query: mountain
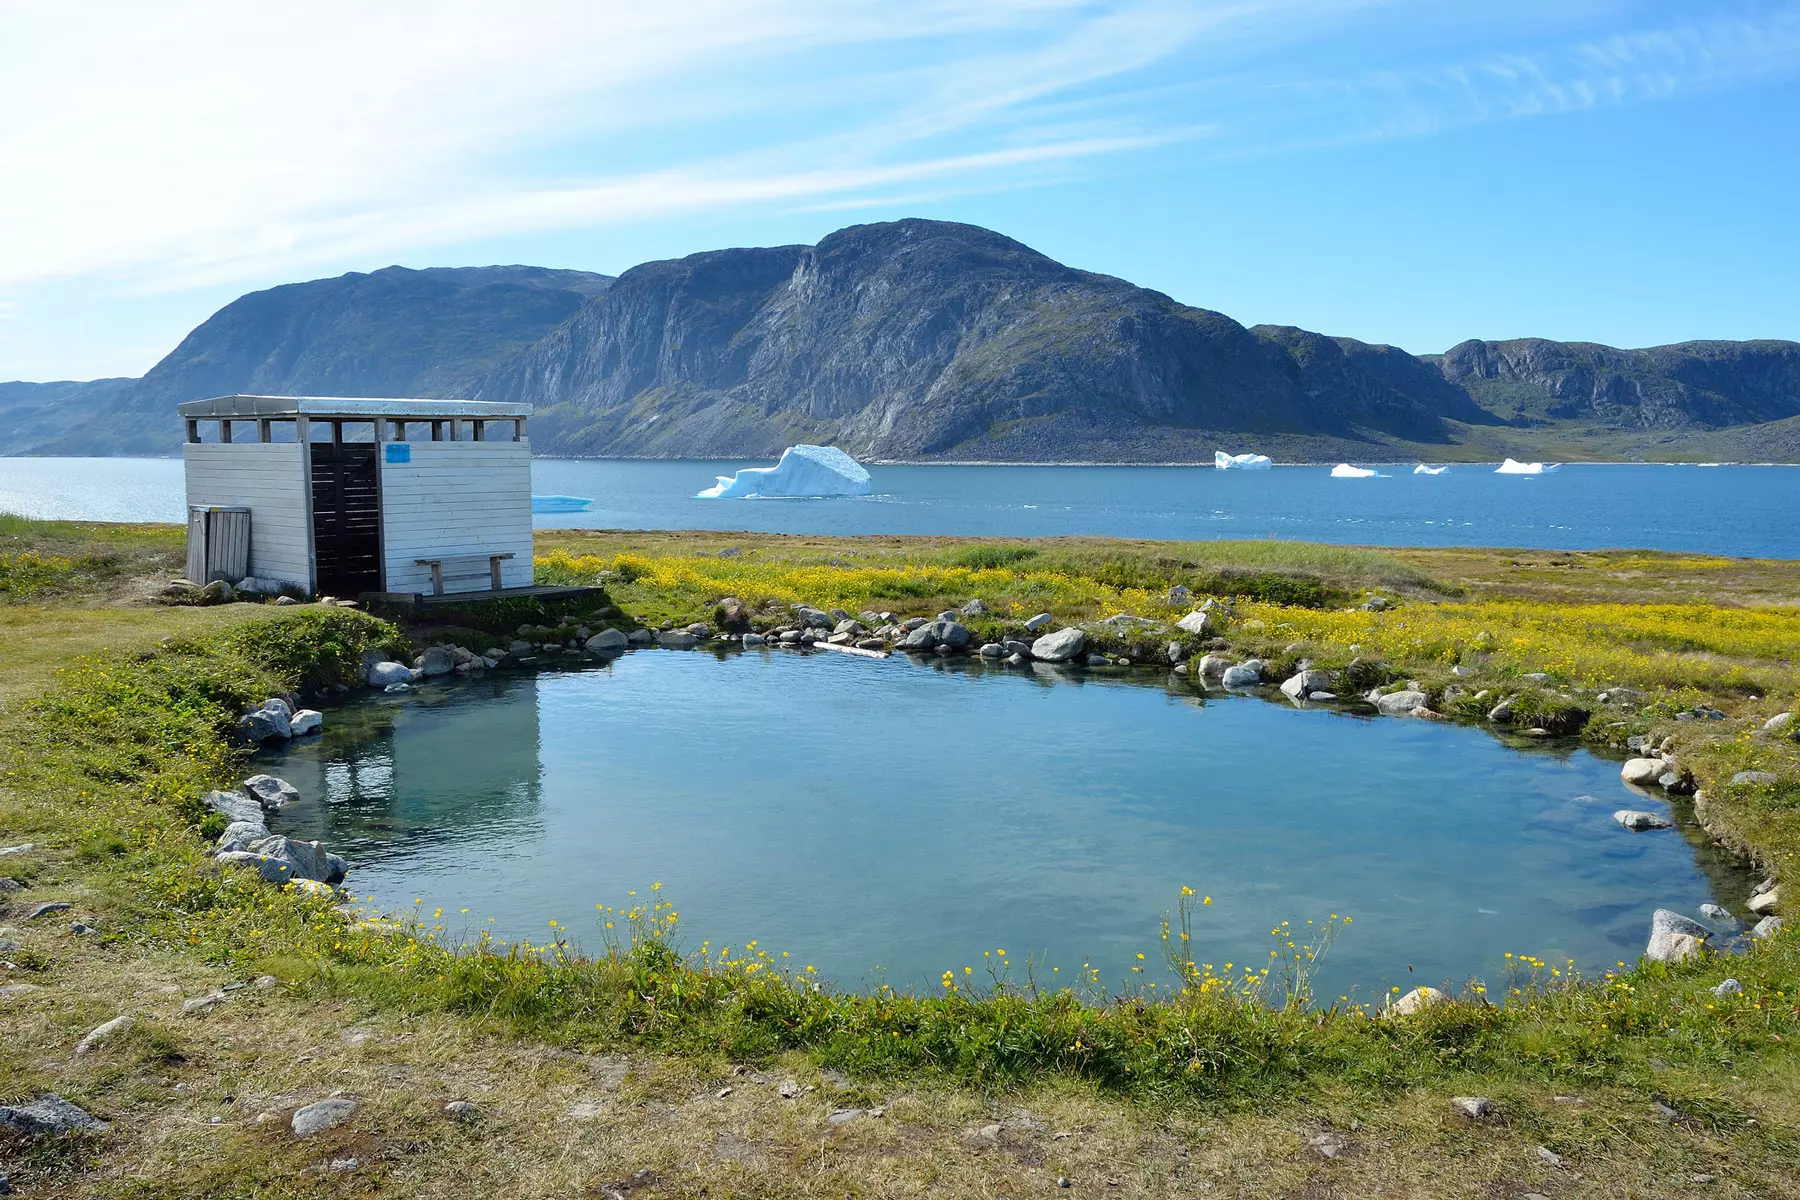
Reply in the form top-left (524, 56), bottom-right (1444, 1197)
top-left (4, 220), bottom-right (1796, 460)
top-left (10, 265), bottom-right (613, 454)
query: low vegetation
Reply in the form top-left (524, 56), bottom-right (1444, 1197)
top-left (3, 519), bottom-right (1800, 1195)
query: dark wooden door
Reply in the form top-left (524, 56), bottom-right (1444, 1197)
top-left (309, 443), bottom-right (382, 595)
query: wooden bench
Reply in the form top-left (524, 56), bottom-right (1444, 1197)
top-left (414, 552), bottom-right (514, 596)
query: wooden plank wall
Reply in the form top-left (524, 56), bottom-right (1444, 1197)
top-left (379, 440), bottom-right (533, 593)
top-left (183, 443), bottom-right (313, 589)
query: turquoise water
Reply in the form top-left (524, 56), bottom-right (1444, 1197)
top-left (264, 651), bottom-right (1744, 997)
top-left (5, 456), bottom-right (1799, 556)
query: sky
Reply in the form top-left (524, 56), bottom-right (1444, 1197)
top-left (3, 0), bottom-right (1798, 381)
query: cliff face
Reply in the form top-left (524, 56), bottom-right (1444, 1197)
top-left (6, 219), bottom-right (1798, 460)
top-left (1428, 338), bottom-right (1800, 429)
top-left (480, 220), bottom-right (1488, 458)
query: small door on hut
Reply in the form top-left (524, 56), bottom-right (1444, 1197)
top-left (309, 443), bottom-right (382, 595)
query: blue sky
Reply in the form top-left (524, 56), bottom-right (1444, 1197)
top-left (3, 0), bottom-right (1798, 380)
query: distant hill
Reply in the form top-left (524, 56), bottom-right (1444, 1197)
top-left (4, 222), bottom-right (1797, 460)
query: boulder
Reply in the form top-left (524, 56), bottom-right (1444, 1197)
top-left (415, 648), bottom-right (455, 677)
top-left (1175, 610), bottom-right (1210, 636)
top-left (366, 660), bottom-right (412, 688)
top-left (1699, 903), bottom-right (1736, 928)
top-left (715, 597), bottom-right (749, 629)
top-left (1613, 810), bottom-right (1672, 831)
top-left (1024, 613), bottom-right (1053, 633)
top-left (219, 835), bottom-right (346, 885)
top-left (1375, 690), bottom-right (1427, 715)
top-left (656, 631), bottom-right (700, 650)
top-left (289, 709), bottom-right (323, 736)
top-left (1487, 698), bottom-right (1514, 723)
top-left (0, 1094), bottom-right (107, 1135)
top-left (1646, 909), bottom-right (1710, 963)
top-left (900, 624), bottom-right (938, 651)
top-left (1085, 654), bottom-right (1110, 667)
top-left (585, 628), bottom-right (629, 655)
top-left (1748, 887), bottom-right (1780, 915)
top-left (1030, 628), bottom-right (1087, 663)
top-left (1167, 642), bottom-right (1187, 665)
top-left (978, 643), bottom-right (1004, 658)
top-left (1390, 986), bottom-right (1447, 1016)
top-left (199, 579), bottom-right (236, 605)
top-left (1194, 654), bottom-right (1233, 679)
top-left (217, 821), bottom-right (270, 854)
top-left (1751, 915), bottom-right (1783, 939)
top-left (961, 599), bottom-right (988, 617)
top-left (741, 633), bottom-right (766, 647)
top-left (202, 789), bottom-right (264, 825)
top-left (292, 1098), bottom-right (359, 1138)
top-left (627, 629), bottom-right (654, 646)
top-left (1220, 660), bottom-right (1265, 688)
top-left (934, 620), bottom-right (972, 649)
top-left (243, 775), bottom-right (301, 811)
top-left (238, 705), bottom-right (291, 743)
top-left (1764, 712), bottom-right (1796, 735)
top-left (1621, 759), bottom-right (1665, 786)
top-left (1005, 653), bottom-right (1028, 667)
top-left (1280, 668), bottom-right (1336, 701)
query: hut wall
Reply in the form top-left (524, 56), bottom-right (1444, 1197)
top-left (378, 440), bottom-right (533, 593)
top-left (182, 442), bottom-right (314, 588)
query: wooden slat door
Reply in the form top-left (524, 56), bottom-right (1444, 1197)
top-left (309, 443), bottom-right (382, 595)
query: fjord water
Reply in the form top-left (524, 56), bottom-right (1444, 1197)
top-left (265, 651), bottom-right (1738, 997)
top-left (5, 456), bottom-right (1797, 555)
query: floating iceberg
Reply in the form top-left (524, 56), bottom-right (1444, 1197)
top-left (1215, 451), bottom-right (1272, 470)
top-left (1413, 464), bottom-right (1449, 475)
top-left (531, 495), bottom-right (593, 513)
top-left (1495, 458), bottom-right (1558, 475)
top-left (1330, 463), bottom-right (1379, 478)
top-left (698, 444), bottom-right (872, 499)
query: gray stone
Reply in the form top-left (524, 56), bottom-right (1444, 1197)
top-left (366, 660), bottom-right (412, 688)
top-left (199, 579), bottom-right (235, 605)
top-left (444, 1100), bottom-right (478, 1121)
top-left (1537, 1146), bottom-right (1565, 1169)
top-left (1730, 770), bottom-right (1780, 789)
top-left (182, 991), bottom-right (230, 1015)
top-left (1375, 689), bottom-right (1427, 715)
top-left (202, 789), bottom-right (263, 824)
top-left (1030, 627), bottom-right (1087, 663)
top-left (1646, 909), bottom-right (1710, 962)
top-left (1764, 711), bottom-right (1796, 735)
top-left (1280, 668), bottom-right (1336, 701)
top-left (1451, 1096), bottom-right (1493, 1119)
top-left (1024, 612), bottom-right (1053, 633)
top-left (243, 775), bottom-right (301, 811)
top-left (977, 643), bottom-right (1004, 658)
top-left (1085, 654), bottom-right (1109, 667)
top-left (218, 834), bottom-right (345, 885)
top-left (1221, 660), bottom-right (1266, 689)
top-left (1487, 698), bottom-right (1514, 723)
top-left (1621, 758), bottom-right (1665, 786)
top-left (656, 631), bottom-right (700, 650)
top-left (1166, 584), bottom-right (1191, 606)
top-left (1699, 903), bottom-right (1736, 928)
top-left (0, 984), bottom-right (41, 999)
top-left (826, 1108), bottom-right (865, 1126)
top-left (26, 902), bottom-right (71, 920)
top-left (75, 1014), bottom-right (135, 1056)
top-left (1194, 654), bottom-right (1233, 679)
top-left (960, 599), bottom-right (988, 617)
top-left (1712, 978), bottom-right (1742, 997)
top-left (292, 1097), bottom-right (359, 1137)
top-left (1174, 610), bottom-right (1210, 636)
top-left (934, 620), bottom-right (972, 649)
top-left (0, 843), bottom-right (36, 857)
top-left (1613, 810), bottom-right (1672, 831)
top-left (238, 706), bottom-right (291, 743)
top-left (1751, 915), bottom-right (1783, 939)
top-left (1748, 886), bottom-right (1780, 915)
top-left (741, 632), bottom-right (765, 647)
top-left (900, 624), bottom-right (938, 650)
top-left (216, 820), bottom-right (269, 854)
top-left (0, 1095), bottom-right (106, 1135)
top-left (585, 628), bottom-right (628, 655)
top-left (418, 648), bottom-right (456, 677)
top-left (1167, 641), bottom-right (1188, 665)
top-left (289, 709), bottom-right (323, 735)
top-left (1005, 653), bottom-right (1028, 667)
top-left (1390, 986), bottom-right (1447, 1015)
top-left (627, 629), bottom-right (653, 646)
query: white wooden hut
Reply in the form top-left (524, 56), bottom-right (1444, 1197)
top-left (180, 395), bottom-right (535, 598)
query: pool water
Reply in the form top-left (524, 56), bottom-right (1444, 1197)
top-left (264, 650), bottom-right (1747, 997)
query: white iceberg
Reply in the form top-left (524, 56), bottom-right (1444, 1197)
top-left (698, 444), bottom-right (872, 499)
top-left (1330, 463), bottom-right (1379, 478)
top-left (1413, 464), bottom-right (1448, 475)
top-left (1214, 451), bottom-right (1272, 470)
top-left (1495, 458), bottom-right (1559, 475)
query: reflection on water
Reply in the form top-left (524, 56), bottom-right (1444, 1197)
top-left (265, 652), bottom-right (1749, 996)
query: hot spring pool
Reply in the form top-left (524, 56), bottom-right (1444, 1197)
top-left (262, 650), bottom-right (1749, 997)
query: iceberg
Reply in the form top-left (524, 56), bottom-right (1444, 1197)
top-left (1330, 463), bottom-right (1379, 478)
top-left (1215, 451), bottom-right (1272, 470)
top-left (531, 495), bottom-right (593, 513)
top-left (698, 444), bottom-right (872, 499)
top-left (1495, 458), bottom-right (1558, 475)
top-left (1413, 464), bottom-right (1448, 475)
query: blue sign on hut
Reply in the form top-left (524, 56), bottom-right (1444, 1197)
top-left (179, 395), bottom-right (535, 599)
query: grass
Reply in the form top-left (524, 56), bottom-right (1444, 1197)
top-left (3, 518), bottom-right (1800, 1195)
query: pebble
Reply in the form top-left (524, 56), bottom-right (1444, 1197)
top-left (182, 991), bottom-right (230, 1016)
top-left (1452, 1096), bottom-right (1494, 1119)
top-left (1537, 1146), bottom-right (1565, 1168)
top-left (443, 1100), bottom-right (478, 1121)
top-left (291, 1097), bottom-right (359, 1138)
top-left (826, 1108), bottom-right (865, 1126)
top-left (1712, 978), bottom-right (1742, 997)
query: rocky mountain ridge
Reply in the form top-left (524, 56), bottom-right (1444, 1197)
top-left (4, 220), bottom-right (1795, 460)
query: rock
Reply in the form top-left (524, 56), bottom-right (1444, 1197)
top-left (900, 624), bottom-right (938, 650)
top-left (656, 631), bottom-right (699, 650)
top-left (218, 835), bottom-right (345, 885)
top-left (934, 620), bottom-right (972, 649)
top-left (1646, 909), bottom-right (1710, 962)
top-left (1174, 610), bottom-right (1210, 636)
top-left (413, 647), bottom-right (455, 677)
top-left (1220, 661), bottom-right (1266, 688)
top-left (978, 643), bottom-right (1004, 658)
top-left (1537, 1146), bottom-right (1565, 1169)
top-left (960, 599), bottom-right (988, 617)
top-left (1361, 595), bottom-right (1389, 612)
top-left (0, 844), bottom-right (36, 857)
top-left (627, 629), bottom-right (654, 646)
top-left (1451, 1097), bottom-right (1494, 1119)
top-left (1005, 653), bottom-right (1028, 667)
top-left (1280, 668), bottom-right (1336, 700)
top-left (243, 775), bottom-right (301, 811)
top-left (199, 579), bottom-right (236, 605)
top-left (202, 789), bottom-right (263, 824)
top-left (1166, 584), bottom-right (1191, 606)
top-left (1699, 903), bottom-right (1736, 928)
top-left (366, 660), bottom-right (413, 688)
top-left (1621, 758), bottom-right (1665, 786)
top-left (26, 902), bottom-right (71, 920)
top-left (1751, 915), bottom-right (1783, 938)
top-left (1764, 711), bottom-right (1796, 735)
top-left (1024, 612), bottom-right (1053, 633)
top-left (1613, 810), bottom-right (1672, 831)
top-left (1085, 654), bottom-right (1109, 667)
top-left (238, 705), bottom-right (291, 743)
top-left (1731, 770), bottom-right (1780, 789)
top-left (1748, 887), bottom-right (1780, 915)
top-left (1712, 978), bottom-right (1742, 997)
top-left (383, 682), bottom-right (412, 694)
top-left (741, 632), bottom-right (766, 647)
top-left (1375, 689), bottom-right (1427, 715)
top-left (0, 1095), bottom-right (106, 1135)
top-left (1390, 986), bottom-right (1447, 1015)
top-left (443, 1100), bottom-right (478, 1121)
top-left (1030, 627), bottom-right (1087, 663)
top-left (182, 991), bottom-right (230, 1015)
top-left (778, 1079), bottom-right (801, 1099)
top-left (291, 1097), bottom-right (359, 1137)
top-left (1487, 698), bottom-right (1514, 723)
top-left (288, 709), bottom-right (323, 736)
top-left (75, 1014), bottom-right (135, 1056)
top-left (827, 1108), bottom-right (865, 1126)
top-left (586, 628), bottom-right (629, 655)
